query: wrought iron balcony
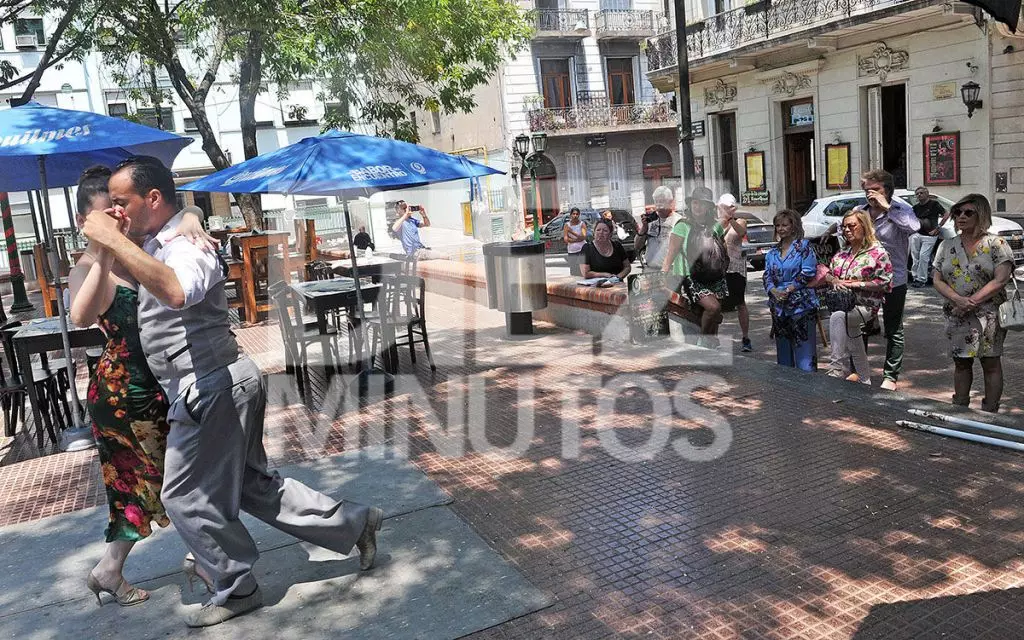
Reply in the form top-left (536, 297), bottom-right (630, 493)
top-left (533, 9), bottom-right (590, 36)
top-left (595, 9), bottom-right (659, 38)
top-left (645, 0), bottom-right (912, 71)
top-left (528, 99), bottom-right (674, 134)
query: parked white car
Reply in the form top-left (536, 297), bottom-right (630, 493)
top-left (801, 189), bottom-right (1024, 265)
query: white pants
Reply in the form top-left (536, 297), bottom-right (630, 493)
top-left (909, 234), bottom-right (938, 283)
top-left (828, 308), bottom-right (873, 384)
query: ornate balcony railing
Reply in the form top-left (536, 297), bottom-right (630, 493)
top-left (528, 100), bottom-right (673, 133)
top-left (595, 9), bottom-right (657, 33)
top-left (644, 0), bottom-right (910, 71)
top-left (534, 9), bottom-right (590, 33)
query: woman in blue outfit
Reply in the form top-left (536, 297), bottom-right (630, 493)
top-left (762, 209), bottom-right (819, 371)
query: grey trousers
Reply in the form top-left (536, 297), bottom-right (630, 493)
top-left (161, 357), bottom-right (370, 605)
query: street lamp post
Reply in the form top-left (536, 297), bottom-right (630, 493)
top-left (673, 0), bottom-right (696, 196)
top-left (514, 132), bottom-right (548, 241)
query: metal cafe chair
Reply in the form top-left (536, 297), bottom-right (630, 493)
top-left (366, 275), bottom-right (436, 374)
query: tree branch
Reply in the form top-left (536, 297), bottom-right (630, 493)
top-left (194, 27), bottom-right (227, 102)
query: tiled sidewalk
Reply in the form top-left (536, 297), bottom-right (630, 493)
top-left (1, 290), bottom-right (1022, 639)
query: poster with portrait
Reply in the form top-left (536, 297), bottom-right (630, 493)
top-left (744, 151), bottom-right (766, 192)
top-left (693, 156), bottom-right (705, 179)
top-left (923, 132), bottom-right (960, 186)
top-left (824, 143), bottom-right (851, 190)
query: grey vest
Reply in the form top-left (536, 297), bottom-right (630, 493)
top-left (138, 280), bottom-right (240, 402)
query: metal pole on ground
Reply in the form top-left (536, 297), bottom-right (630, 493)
top-left (0, 192), bottom-right (35, 312)
top-left (673, 0), bottom-right (696, 196)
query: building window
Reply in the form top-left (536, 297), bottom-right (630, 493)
top-left (137, 107), bottom-right (175, 130)
top-left (107, 102), bottom-right (129, 118)
top-left (287, 80), bottom-right (314, 92)
top-left (539, 59), bottom-right (572, 109)
top-left (605, 57), bottom-right (635, 106)
top-left (430, 109), bottom-right (441, 134)
top-left (14, 18), bottom-right (45, 47)
top-left (183, 117), bottom-right (199, 132)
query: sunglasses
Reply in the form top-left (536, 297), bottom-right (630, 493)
top-left (954, 208), bottom-right (978, 218)
top-left (841, 223), bottom-right (861, 231)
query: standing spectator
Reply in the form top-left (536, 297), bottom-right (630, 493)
top-left (391, 200), bottom-right (447, 260)
top-left (932, 194), bottom-right (1014, 413)
top-left (353, 225), bottom-right (375, 252)
top-left (909, 186), bottom-right (948, 287)
top-left (635, 185), bottom-right (680, 270)
top-left (662, 186), bottom-right (729, 347)
top-left (563, 207), bottom-right (587, 276)
top-left (581, 218), bottom-right (631, 281)
top-left (763, 209), bottom-right (819, 371)
top-left (715, 193), bottom-right (752, 352)
top-left (824, 210), bottom-right (894, 385)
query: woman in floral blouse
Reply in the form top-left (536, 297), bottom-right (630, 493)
top-left (763, 209), bottom-right (819, 371)
top-left (824, 209), bottom-right (894, 385)
top-left (932, 194), bottom-right (1014, 412)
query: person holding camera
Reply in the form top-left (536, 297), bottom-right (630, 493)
top-left (714, 193), bottom-right (752, 352)
top-left (635, 185), bottom-right (680, 269)
top-left (392, 200), bottom-right (447, 260)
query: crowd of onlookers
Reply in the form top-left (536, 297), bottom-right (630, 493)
top-left (568, 169), bottom-right (1016, 414)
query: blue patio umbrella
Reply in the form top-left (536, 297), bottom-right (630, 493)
top-left (181, 130), bottom-right (503, 389)
top-left (0, 100), bottom-right (192, 450)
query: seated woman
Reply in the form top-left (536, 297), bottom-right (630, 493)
top-left (824, 209), bottom-right (893, 385)
top-left (581, 218), bottom-right (631, 282)
top-left (762, 209), bottom-right (819, 371)
top-left (932, 194), bottom-right (1014, 412)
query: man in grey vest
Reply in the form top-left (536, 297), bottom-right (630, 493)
top-left (82, 156), bottom-right (383, 627)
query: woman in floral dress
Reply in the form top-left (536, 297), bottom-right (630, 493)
top-left (823, 209), bottom-right (894, 385)
top-left (932, 194), bottom-right (1014, 412)
top-left (70, 166), bottom-right (213, 606)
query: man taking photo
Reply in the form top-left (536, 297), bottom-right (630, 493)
top-left (635, 185), bottom-right (680, 270)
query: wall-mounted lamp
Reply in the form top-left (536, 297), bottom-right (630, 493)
top-left (932, 120), bottom-right (943, 133)
top-left (961, 81), bottom-right (983, 118)
top-left (831, 132), bottom-right (842, 146)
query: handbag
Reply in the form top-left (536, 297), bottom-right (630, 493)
top-left (998, 275), bottom-right (1024, 331)
top-left (820, 286), bottom-right (856, 313)
top-left (688, 229), bottom-right (729, 284)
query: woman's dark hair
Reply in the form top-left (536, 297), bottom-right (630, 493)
top-left (569, 207), bottom-right (581, 215)
top-left (76, 165), bottom-right (112, 215)
top-left (594, 218), bottom-right (615, 236)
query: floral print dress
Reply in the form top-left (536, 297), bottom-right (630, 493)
top-left (88, 285), bottom-right (171, 542)
top-left (932, 233), bottom-right (1014, 358)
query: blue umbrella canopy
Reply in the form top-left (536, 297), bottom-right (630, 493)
top-left (0, 101), bottom-right (192, 191)
top-left (179, 130), bottom-right (502, 196)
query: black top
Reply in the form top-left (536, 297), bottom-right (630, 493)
top-left (913, 199), bottom-right (945, 235)
top-left (583, 241), bottom-right (627, 275)
top-left (353, 231), bottom-right (375, 251)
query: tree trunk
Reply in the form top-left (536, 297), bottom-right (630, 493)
top-left (235, 31), bottom-right (266, 231)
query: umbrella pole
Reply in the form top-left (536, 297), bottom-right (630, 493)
top-left (341, 196), bottom-right (393, 395)
top-left (37, 157), bottom-right (94, 452)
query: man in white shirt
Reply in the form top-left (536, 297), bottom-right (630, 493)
top-left (82, 156), bottom-right (383, 628)
top-left (635, 185), bottom-right (680, 269)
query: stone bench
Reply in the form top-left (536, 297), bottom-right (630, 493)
top-left (413, 259), bottom-right (701, 341)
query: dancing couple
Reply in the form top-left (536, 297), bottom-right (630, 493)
top-left (71, 157), bottom-right (383, 627)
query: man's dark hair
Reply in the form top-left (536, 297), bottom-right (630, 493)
top-left (114, 155), bottom-right (176, 205)
top-left (860, 169), bottom-right (894, 200)
top-left (76, 165), bottom-right (112, 215)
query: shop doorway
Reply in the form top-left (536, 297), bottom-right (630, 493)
top-left (711, 112), bottom-right (739, 198)
top-left (642, 144), bottom-right (674, 201)
top-left (520, 155), bottom-right (559, 227)
top-left (782, 98), bottom-right (816, 212)
top-left (866, 84), bottom-right (907, 188)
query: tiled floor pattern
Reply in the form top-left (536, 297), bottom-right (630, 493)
top-left (0, 288), bottom-right (1022, 638)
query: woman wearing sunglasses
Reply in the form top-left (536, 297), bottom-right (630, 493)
top-left (932, 194), bottom-right (1014, 413)
top-left (823, 209), bottom-right (893, 385)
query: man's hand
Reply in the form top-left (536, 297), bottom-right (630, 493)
top-left (866, 189), bottom-right (891, 212)
top-left (929, 228), bottom-right (940, 237)
top-left (82, 209), bottom-right (129, 249)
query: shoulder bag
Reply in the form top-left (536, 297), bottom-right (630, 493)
top-left (998, 274), bottom-right (1024, 331)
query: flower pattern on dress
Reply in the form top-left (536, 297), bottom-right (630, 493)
top-left (829, 242), bottom-right (893, 312)
top-left (88, 286), bottom-right (171, 543)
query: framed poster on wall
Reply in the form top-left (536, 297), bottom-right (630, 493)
top-left (693, 156), bottom-right (705, 179)
top-left (923, 132), bottom-right (960, 186)
top-left (744, 151), bottom-right (766, 191)
top-left (824, 143), bottom-right (851, 190)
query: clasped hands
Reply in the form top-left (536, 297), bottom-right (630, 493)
top-left (81, 208), bottom-right (130, 250)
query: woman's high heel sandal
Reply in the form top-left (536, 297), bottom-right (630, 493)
top-left (182, 553), bottom-right (214, 594)
top-left (86, 573), bottom-right (149, 607)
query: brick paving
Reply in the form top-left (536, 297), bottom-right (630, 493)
top-left (1, 286), bottom-right (1023, 638)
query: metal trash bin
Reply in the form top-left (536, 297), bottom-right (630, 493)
top-left (482, 240), bottom-right (547, 335)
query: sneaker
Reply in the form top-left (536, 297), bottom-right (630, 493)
top-left (741, 338), bottom-right (753, 352)
top-left (185, 588), bottom-right (263, 628)
top-left (880, 378), bottom-right (897, 391)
